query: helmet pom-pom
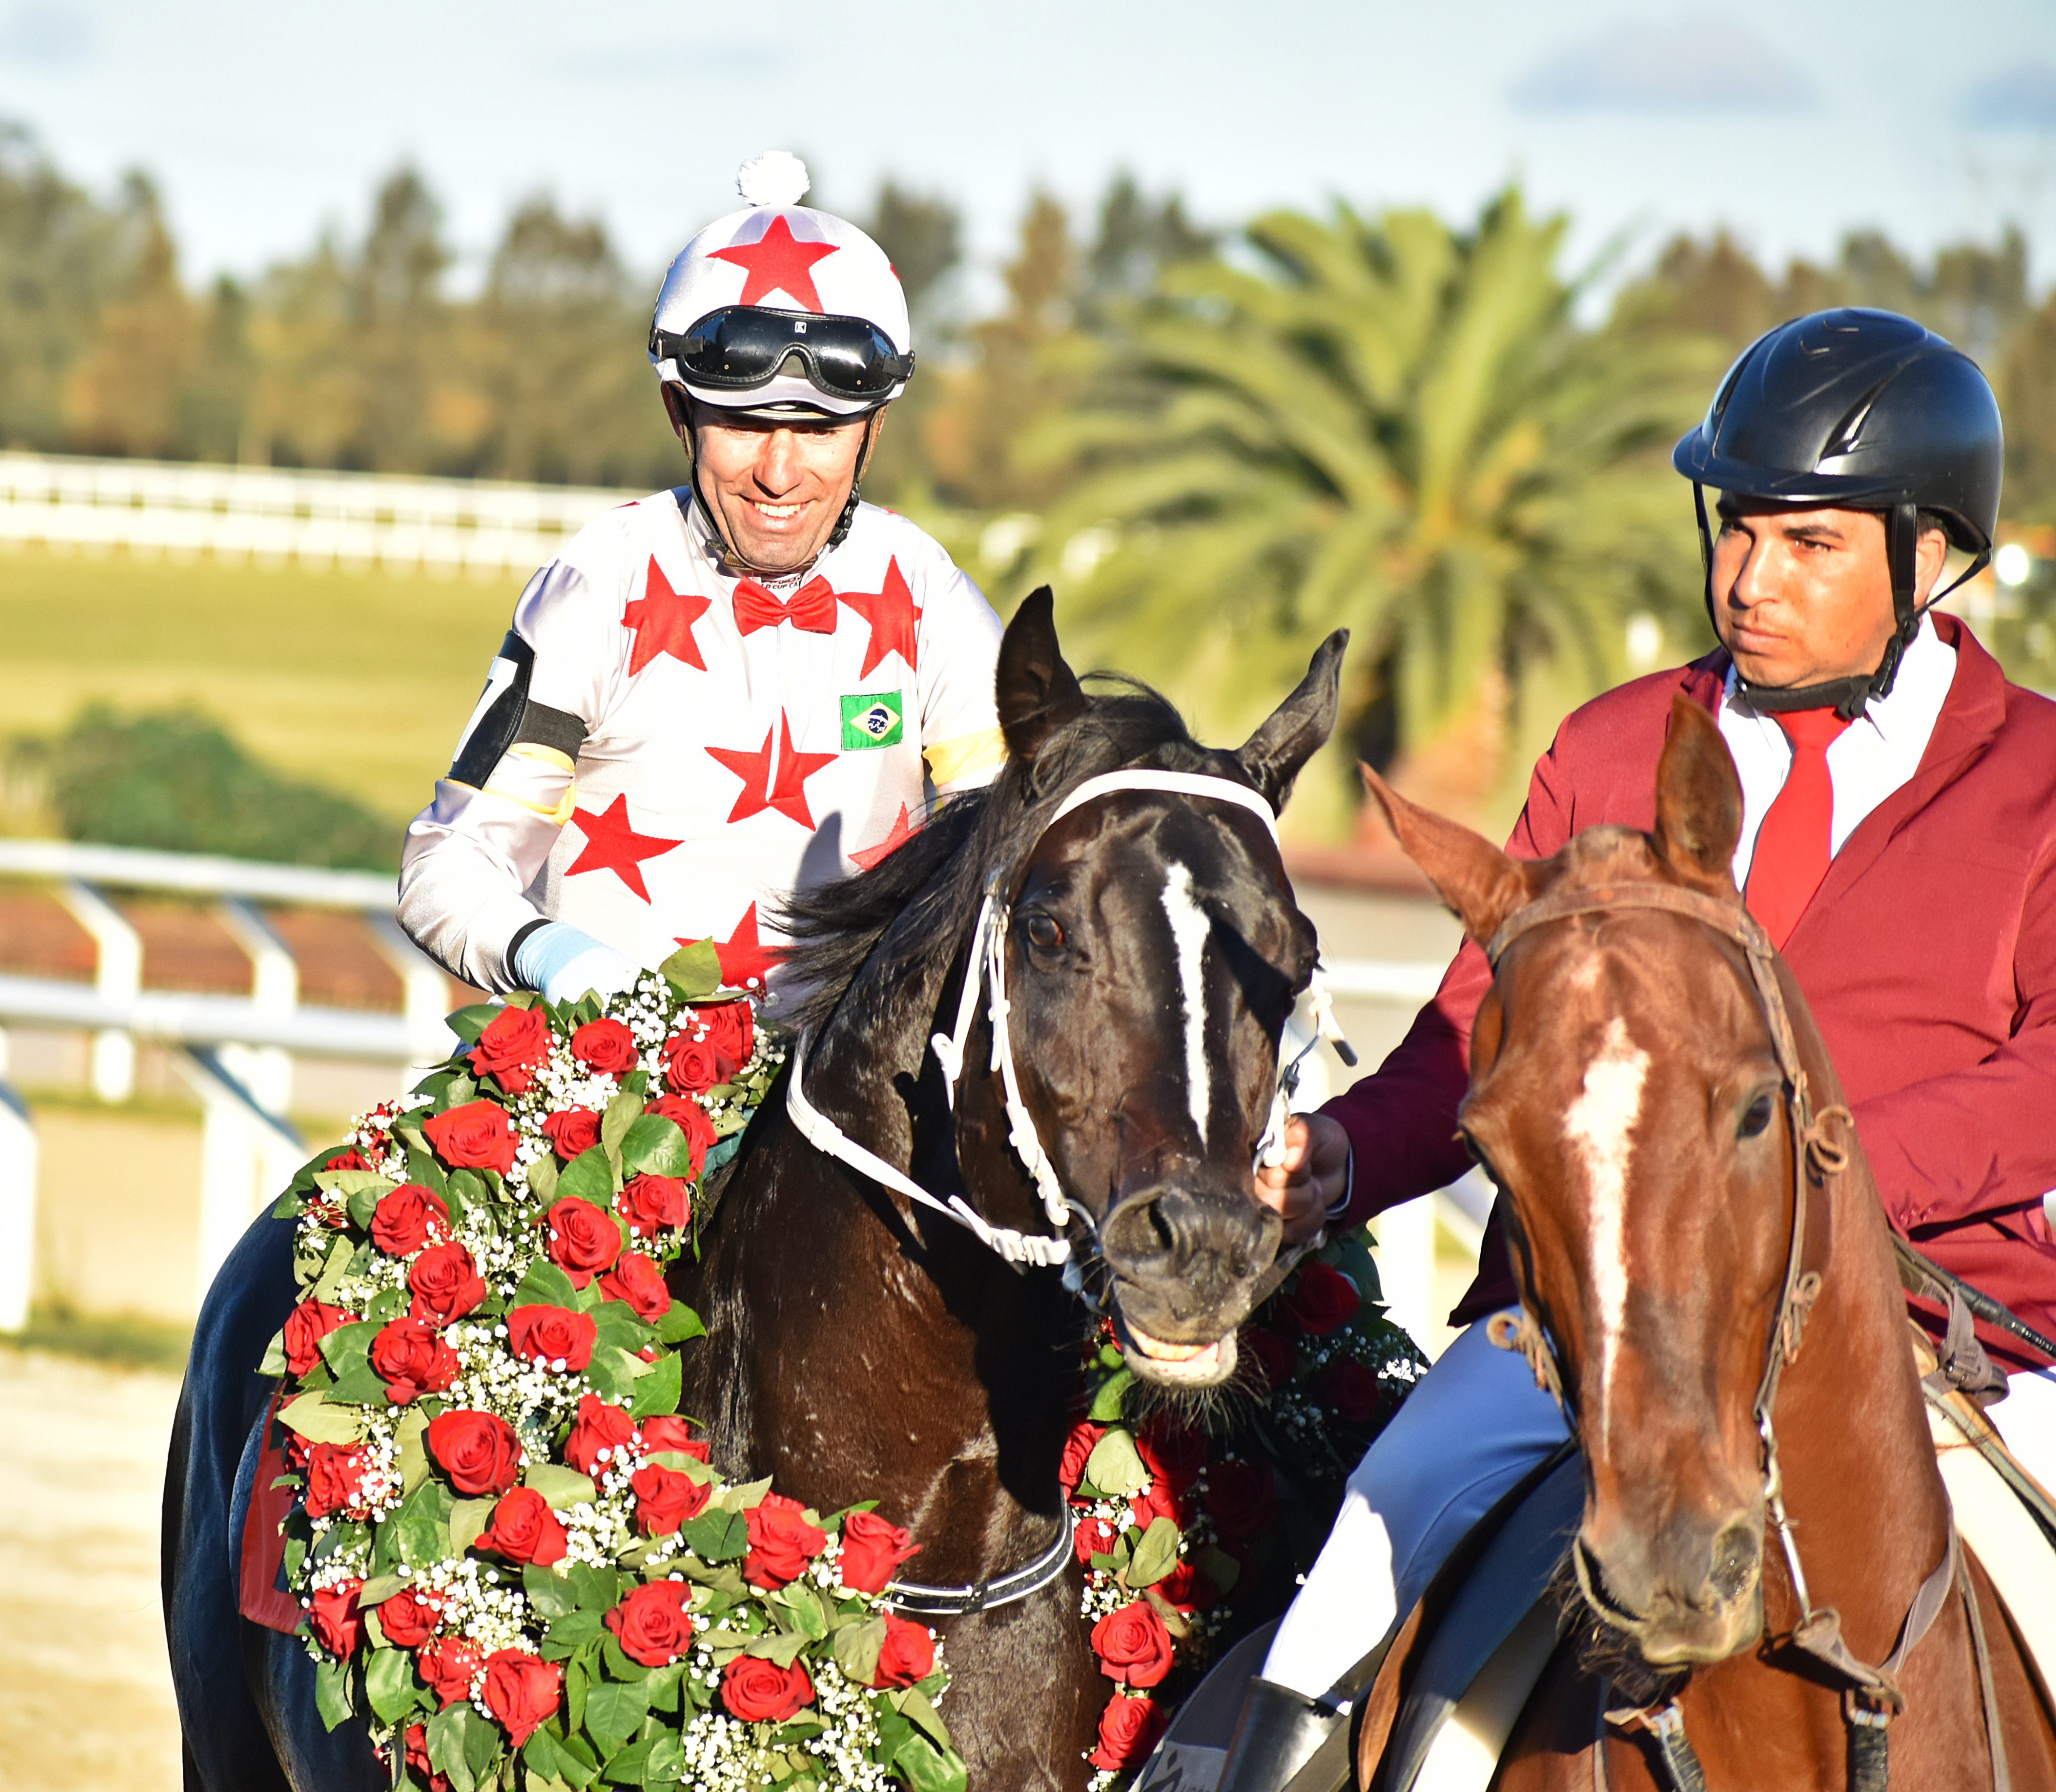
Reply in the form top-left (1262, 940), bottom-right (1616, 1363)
top-left (736, 151), bottom-right (811, 209)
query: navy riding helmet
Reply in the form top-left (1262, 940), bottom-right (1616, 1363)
top-left (1673, 307), bottom-right (2004, 717)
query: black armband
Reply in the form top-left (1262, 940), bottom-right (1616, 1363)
top-left (448, 630), bottom-right (587, 785)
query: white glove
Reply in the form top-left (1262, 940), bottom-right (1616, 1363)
top-left (511, 922), bottom-right (645, 1006)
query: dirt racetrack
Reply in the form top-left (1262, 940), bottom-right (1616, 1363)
top-left (0, 1346), bottom-right (182, 1792)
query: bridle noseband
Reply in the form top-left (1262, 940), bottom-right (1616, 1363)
top-left (1482, 881), bottom-right (1989, 1791)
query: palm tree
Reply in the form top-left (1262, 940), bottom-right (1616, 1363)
top-left (1016, 189), bottom-right (1717, 835)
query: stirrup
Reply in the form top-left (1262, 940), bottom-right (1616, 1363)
top-left (1214, 1679), bottom-right (1349, 1792)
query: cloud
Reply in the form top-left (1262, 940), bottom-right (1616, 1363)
top-left (0, 4), bottom-right (93, 67)
top-left (1961, 61), bottom-right (2056, 133)
top-left (1510, 14), bottom-right (1816, 116)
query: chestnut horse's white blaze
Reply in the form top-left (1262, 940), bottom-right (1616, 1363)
top-left (1162, 860), bottom-right (1213, 1141)
top-left (1563, 1014), bottom-right (1650, 1449)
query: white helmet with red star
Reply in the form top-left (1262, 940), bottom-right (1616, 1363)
top-left (649, 152), bottom-right (913, 419)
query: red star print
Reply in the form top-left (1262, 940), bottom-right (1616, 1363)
top-left (679, 903), bottom-right (786, 989)
top-left (564, 794), bottom-right (683, 903)
top-left (838, 556), bottom-right (922, 679)
top-left (622, 558), bottom-right (711, 675)
top-left (850, 803), bottom-right (920, 871)
top-left (707, 217), bottom-right (840, 313)
top-left (705, 711), bottom-right (838, 829)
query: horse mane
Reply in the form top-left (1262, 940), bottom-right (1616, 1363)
top-left (775, 676), bottom-right (1225, 1044)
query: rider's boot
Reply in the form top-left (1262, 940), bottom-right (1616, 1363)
top-left (1213, 1678), bottom-right (1347, 1792)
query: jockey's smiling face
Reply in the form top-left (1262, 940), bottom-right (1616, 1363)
top-left (682, 401), bottom-right (876, 575)
top-left (1711, 494), bottom-right (1950, 688)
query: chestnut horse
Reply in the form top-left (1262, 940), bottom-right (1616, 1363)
top-left (1357, 696), bottom-right (2056, 1791)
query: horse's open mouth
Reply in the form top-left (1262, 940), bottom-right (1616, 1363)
top-left (1113, 1312), bottom-right (1239, 1387)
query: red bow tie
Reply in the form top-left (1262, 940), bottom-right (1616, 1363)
top-left (733, 576), bottom-right (838, 635)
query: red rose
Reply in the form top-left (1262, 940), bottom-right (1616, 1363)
top-left (631, 1463), bottom-right (711, 1535)
top-left (640, 1416), bottom-right (709, 1460)
top-left (303, 1443), bottom-right (370, 1519)
top-left (604, 1580), bottom-right (696, 1667)
top-left (644, 1095), bottom-right (714, 1177)
top-left (481, 1647), bottom-right (561, 1746)
top-left (427, 1409), bottom-right (523, 1496)
top-left (541, 1107), bottom-right (602, 1161)
top-left (1138, 1418), bottom-right (1206, 1495)
top-left (598, 1249), bottom-right (673, 1322)
top-left (282, 1299), bottom-right (356, 1377)
top-left (408, 1242), bottom-right (487, 1327)
top-left (616, 1173), bottom-right (690, 1238)
top-left (743, 1492), bottom-right (828, 1589)
top-left (506, 1305), bottom-right (597, 1373)
top-left (369, 1183), bottom-right (453, 1257)
top-left (837, 1510), bottom-right (921, 1593)
top-left (370, 1316), bottom-right (461, 1404)
top-left (1090, 1692), bottom-right (1168, 1772)
top-left (324, 1148), bottom-right (370, 1174)
top-left (870, 1613), bottom-right (936, 1688)
top-left (1090, 1599), bottom-right (1174, 1688)
top-left (418, 1635), bottom-right (484, 1707)
top-left (1284, 1262), bottom-right (1361, 1335)
top-left (1129, 1476), bottom-right (1187, 1532)
top-left (564, 1394), bottom-right (637, 1476)
top-left (374, 1585), bottom-right (442, 1648)
top-left (1075, 1512), bottom-right (1120, 1566)
top-left (1241, 1326), bottom-right (1297, 1391)
top-left (468, 1004), bottom-right (552, 1094)
top-left (720, 1653), bottom-right (814, 1722)
top-left (1313, 1355), bottom-right (1387, 1424)
top-left (662, 1032), bottom-right (734, 1096)
top-left (1059, 1421), bottom-right (1105, 1494)
top-left (400, 1722), bottom-right (447, 1792)
top-left (310, 1578), bottom-right (363, 1657)
top-left (1203, 1456), bottom-right (1275, 1545)
top-left (690, 1001), bottom-right (755, 1068)
top-left (544, 1195), bottom-right (621, 1286)
top-left (423, 1101), bottom-right (517, 1174)
top-left (475, 1486), bottom-right (568, 1566)
top-left (1158, 1558), bottom-right (1224, 1613)
top-left (571, 1017), bottom-right (640, 1074)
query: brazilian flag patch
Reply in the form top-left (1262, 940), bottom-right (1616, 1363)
top-left (840, 690), bottom-right (905, 750)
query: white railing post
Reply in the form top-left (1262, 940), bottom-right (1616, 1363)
top-left (59, 879), bottom-right (141, 1101)
top-left (217, 897), bottom-right (298, 1116)
top-left (368, 913), bottom-right (458, 1072)
top-left (178, 1046), bottom-right (305, 1304)
top-left (0, 1050), bottom-right (38, 1332)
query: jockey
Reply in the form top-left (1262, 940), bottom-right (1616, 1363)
top-left (1226, 308), bottom-right (2048, 1788)
top-left (399, 152), bottom-right (1006, 1004)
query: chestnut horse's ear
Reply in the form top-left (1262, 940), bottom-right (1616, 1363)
top-left (996, 587), bottom-right (1087, 763)
top-left (1238, 628), bottom-right (1348, 813)
top-left (1650, 695), bottom-right (1743, 896)
top-left (1362, 764), bottom-right (1541, 947)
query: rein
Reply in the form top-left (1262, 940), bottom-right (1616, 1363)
top-left (1482, 881), bottom-right (1987, 1792)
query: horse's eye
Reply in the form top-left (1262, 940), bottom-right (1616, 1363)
top-left (1738, 1094), bottom-right (1775, 1140)
top-left (1025, 914), bottom-right (1064, 952)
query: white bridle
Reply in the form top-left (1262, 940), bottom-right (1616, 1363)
top-left (784, 768), bottom-right (1353, 1274)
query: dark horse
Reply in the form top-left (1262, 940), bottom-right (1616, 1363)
top-left (1356, 696), bottom-right (2056, 1791)
top-left (164, 591), bottom-right (1347, 1791)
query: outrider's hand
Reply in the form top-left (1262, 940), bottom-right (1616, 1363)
top-left (1254, 1112), bottom-right (1352, 1247)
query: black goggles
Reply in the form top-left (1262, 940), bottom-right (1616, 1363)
top-left (652, 307), bottom-right (914, 401)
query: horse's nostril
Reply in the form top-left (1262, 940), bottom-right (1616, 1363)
top-left (1706, 1521), bottom-right (1759, 1604)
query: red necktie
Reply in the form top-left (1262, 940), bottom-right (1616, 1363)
top-left (1745, 709), bottom-right (1852, 950)
top-left (733, 576), bottom-right (838, 635)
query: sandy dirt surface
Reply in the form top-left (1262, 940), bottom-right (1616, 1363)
top-left (0, 1345), bottom-right (183, 1792)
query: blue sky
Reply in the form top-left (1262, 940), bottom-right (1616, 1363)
top-left (4, 0), bottom-right (2055, 300)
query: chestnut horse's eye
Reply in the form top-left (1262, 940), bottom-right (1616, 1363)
top-left (1738, 1093), bottom-right (1775, 1139)
top-left (1025, 914), bottom-right (1064, 952)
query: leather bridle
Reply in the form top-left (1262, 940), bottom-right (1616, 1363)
top-left (1480, 880), bottom-right (2003, 1792)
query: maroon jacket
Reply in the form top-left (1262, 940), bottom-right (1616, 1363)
top-left (1328, 615), bottom-right (2056, 1358)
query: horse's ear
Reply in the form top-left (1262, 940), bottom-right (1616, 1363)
top-left (996, 587), bottom-right (1087, 763)
top-left (1238, 629), bottom-right (1348, 812)
top-left (1650, 695), bottom-right (1743, 896)
top-left (1362, 764), bottom-right (1540, 946)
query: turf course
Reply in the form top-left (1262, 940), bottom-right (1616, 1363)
top-left (0, 545), bottom-right (527, 825)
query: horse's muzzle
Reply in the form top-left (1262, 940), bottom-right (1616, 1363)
top-left (1574, 1515), bottom-right (1765, 1667)
top-left (1099, 1181), bottom-right (1276, 1386)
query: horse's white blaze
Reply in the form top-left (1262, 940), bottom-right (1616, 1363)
top-left (1563, 1014), bottom-right (1649, 1449)
top-left (1162, 861), bottom-right (1213, 1140)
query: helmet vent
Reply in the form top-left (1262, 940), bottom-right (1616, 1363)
top-left (737, 151), bottom-right (811, 209)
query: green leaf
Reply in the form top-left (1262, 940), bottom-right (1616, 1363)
top-left (461, 1702), bottom-right (503, 1788)
top-left (446, 1004), bottom-right (503, 1046)
top-left (319, 1319), bottom-right (374, 1374)
top-left (567, 1561), bottom-right (622, 1613)
top-left (1124, 1515), bottom-right (1181, 1588)
top-left (659, 941), bottom-right (722, 1000)
top-left (654, 1303), bottom-right (705, 1346)
top-left (601, 1088), bottom-right (642, 1166)
top-left (357, 1573), bottom-right (410, 1606)
top-left (681, 1508), bottom-right (748, 1563)
top-left (1195, 1543), bottom-right (1241, 1599)
top-left (279, 1391), bottom-right (365, 1446)
top-left (548, 1609), bottom-right (605, 1649)
top-left (393, 1479), bottom-right (454, 1569)
top-left (558, 1146), bottom-right (618, 1205)
top-left (556, 1729), bottom-right (601, 1785)
top-left (528, 1151), bottom-right (560, 1206)
top-left (582, 1680), bottom-right (651, 1755)
top-left (395, 1406), bottom-right (431, 1493)
top-left (891, 1684), bottom-right (955, 1750)
top-left (640, 1731), bottom-right (687, 1783)
top-left (591, 1303), bottom-right (653, 1355)
top-left (774, 1580), bottom-right (827, 1640)
top-left (600, 1736), bottom-right (653, 1784)
top-left (832, 1614), bottom-right (886, 1686)
top-left (600, 1632), bottom-right (649, 1683)
top-left (316, 1167), bottom-right (402, 1199)
top-left (447, 1167), bottom-right (485, 1214)
top-left (450, 1496), bottom-right (496, 1556)
top-left (526, 1463), bottom-right (599, 1510)
top-left (256, 1329), bottom-right (288, 1378)
top-left (310, 1235), bottom-right (357, 1306)
top-left (365, 1286), bottom-right (408, 1325)
top-left (524, 1564), bottom-right (580, 1618)
top-left (314, 1655), bottom-right (355, 1733)
top-left (365, 1644), bottom-right (420, 1724)
top-left (627, 1351), bottom-right (681, 1419)
top-left (515, 1260), bottom-right (581, 1311)
top-left (743, 1629), bottom-right (810, 1667)
top-left (1088, 1366), bottom-right (1136, 1423)
top-left (644, 1661), bottom-right (685, 1716)
top-left (619, 1113), bottom-right (691, 1179)
top-left (428, 1701), bottom-right (487, 1792)
top-left (892, 1734), bottom-right (969, 1792)
top-left (323, 1365), bottom-right (392, 1406)
top-left (1084, 1428), bottom-right (1147, 1497)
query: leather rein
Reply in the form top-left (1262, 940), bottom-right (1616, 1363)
top-left (1480, 881), bottom-right (2007, 1792)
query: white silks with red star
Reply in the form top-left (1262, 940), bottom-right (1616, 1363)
top-left (399, 488), bottom-right (1007, 1001)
